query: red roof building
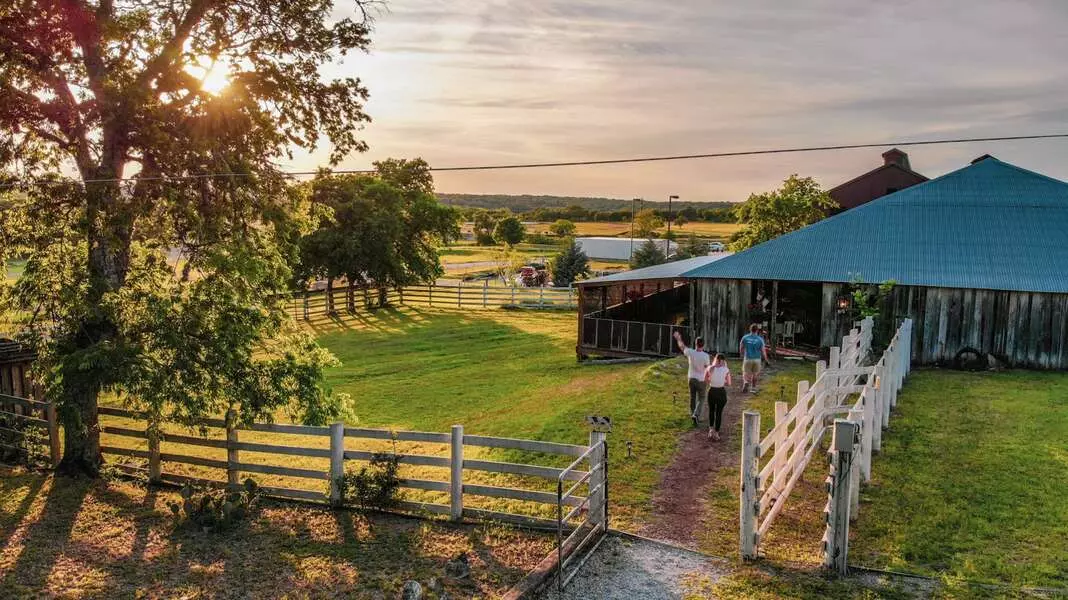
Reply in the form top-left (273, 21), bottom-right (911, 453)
top-left (827, 148), bottom-right (928, 212)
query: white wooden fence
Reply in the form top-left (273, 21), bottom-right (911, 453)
top-left (98, 407), bottom-right (607, 531)
top-left (740, 317), bottom-right (914, 560)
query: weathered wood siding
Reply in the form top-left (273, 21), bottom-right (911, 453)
top-left (820, 284), bottom-right (1068, 369)
top-left (691, 279), bottom-right (752, 353)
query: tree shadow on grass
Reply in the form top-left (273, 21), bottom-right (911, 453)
top-left (0, 474), bottom-right (90, 595)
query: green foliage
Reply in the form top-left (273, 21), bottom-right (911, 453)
top-left (633, 209), bottom-right (664, 238)
top-left (336, 451), bottom-right (402, 510)
top-left (631, 240), bottom-right (667, 269)
top-left (298, 159), bottom-right (459, 295)
top-left (729, 175), bottom-right (838, 251)
top-left (168, 478), bottom-right (261, 531)
top-left (548, 219), bottom-right (577, 237)
top-left (524, 232), bottom-right (556, 245)
top-left (494, 217), bottom-right (525, 246)
top-left (673, 213), bottom-right (688, 228)
top-left (673, 234), bottom-right (711, 260)
top-left (0, 0), bottom-right (375, 473)
top-left (549, 240), bottom-right (590, 287)
top-left (437, 194), bottom-right (734, 219)
top-left (849, 276), bottom-right (897, 319)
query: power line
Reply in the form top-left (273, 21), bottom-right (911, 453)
top-left (4, 132), bottom-right (1068, 188)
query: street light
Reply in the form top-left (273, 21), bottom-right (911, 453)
top-left (665, 195), bottom-right (679, 255)
top-left (630, 197), bottom-right (642, 260)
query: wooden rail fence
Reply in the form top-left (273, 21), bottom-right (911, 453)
top-left (98, 407), bottom-right (607, 530)
top-left (287, 283), bottom-right (575, 319)
top-left (739, 316), bottom-right (913, 560)
top-left (0, 392), bottom-right (60, 468)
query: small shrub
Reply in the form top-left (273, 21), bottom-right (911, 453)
top-left (475, 232), bottom-right (497, 246)
top-left (335, 450), bottom-right (401, 510)
top-left (168, 478), bottom-right (261, 531)
top-left (525, 232), bottom-right (555, 245)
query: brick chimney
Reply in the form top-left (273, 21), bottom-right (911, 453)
top-left (882, 148), bottom-right (911, 170)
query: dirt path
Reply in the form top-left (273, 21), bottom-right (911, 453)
top-left (640, 368), bottom-right (776, 548)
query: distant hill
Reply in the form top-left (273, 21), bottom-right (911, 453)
top-left (436, 194), bottom-right (734, 213)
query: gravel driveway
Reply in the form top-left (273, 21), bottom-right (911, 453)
top-left (537, 533), bottom-right (730, 600)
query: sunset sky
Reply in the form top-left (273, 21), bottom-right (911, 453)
top-left (301, 0), bottom-right (1068, 202)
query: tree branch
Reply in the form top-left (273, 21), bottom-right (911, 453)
top-left (135, 0), bottom-right (216, 90)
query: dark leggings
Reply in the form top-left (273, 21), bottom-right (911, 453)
top-left (708, 386), bottom-right (728, 431)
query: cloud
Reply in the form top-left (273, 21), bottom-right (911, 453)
top-left (316, 0), bottom-right (1068, 200)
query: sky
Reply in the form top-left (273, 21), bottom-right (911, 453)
top-left (296, 0), bottom-right (1068, 202)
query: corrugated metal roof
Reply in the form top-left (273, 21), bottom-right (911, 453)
top-left (580, 253), bottom-right (732, 285)
top-left (682, 158), bottom-right (1068, 293)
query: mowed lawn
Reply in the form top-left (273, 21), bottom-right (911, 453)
top-left (851, 369), bottom-right (1068, 588)
top-left (307, 305), bottom-right (694, 528)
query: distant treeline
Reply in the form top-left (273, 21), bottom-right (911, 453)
top-left (438, 194), bottom-right (737, 223)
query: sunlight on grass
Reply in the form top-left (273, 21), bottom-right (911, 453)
top-left (851, 369), bottom-right (1068, 588)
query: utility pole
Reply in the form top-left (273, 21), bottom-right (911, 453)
top-left (666, 195), bottom-right (678, 256)
top-left (630, 197), bottom-right (641, 261)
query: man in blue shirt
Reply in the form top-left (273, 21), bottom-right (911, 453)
top-left (739, 324), bottom-right (770, 393)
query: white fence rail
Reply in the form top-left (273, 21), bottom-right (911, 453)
top-left (98, 408), bottom-right (605, 530)
top-left (740, 317), bottom-right (915, 560)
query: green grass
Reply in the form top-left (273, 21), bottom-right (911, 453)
top-left (4, 259), bottom-right (24, 283)
top-left (851, 369), bottom-right (1068, 588)
top-left (97, 306), bottom-right (697, 529)
top-left (308, 306), bottom-right (693, 527)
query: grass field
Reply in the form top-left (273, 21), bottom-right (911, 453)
top-left (851, 369), bottom-right (1068, 589)
top-left (4, 260), bottom-right (23, 283)
top-left (524, 221), bottom-right (742, 240)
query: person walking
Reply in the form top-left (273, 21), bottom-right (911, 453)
top-left (704, 354), bottom-right (731, 440)
top-left (673, 331), bottom-right (709, 427)
top-left (739, 324), bottom-right (770, 393)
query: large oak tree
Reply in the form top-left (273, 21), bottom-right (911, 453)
top-left (0, 0), bottom-right (374, 474)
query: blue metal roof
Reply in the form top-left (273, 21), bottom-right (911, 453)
top-left (580, 254), bottom-right (732, 285)
top-left (682, 158), bottom-right (1068, 293)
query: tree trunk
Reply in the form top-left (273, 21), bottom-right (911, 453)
top-left (59, 175), bottom-right (130, 476)
top-left (378, 287), bottom-right (389, 307)
top-left (57, 388), bottom-right (103, 476)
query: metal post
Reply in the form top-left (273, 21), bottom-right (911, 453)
top-left (329, 422), bottom-right (345, 506)
top-left (665, 194), bottom-right (678, 255)
top-left (739, 411), bottom-right (761, 559)
top-left (450, 424), bottom-right (464, 521)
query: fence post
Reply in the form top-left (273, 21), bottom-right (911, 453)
top-left (511, 285), bottom-right (516, 305)
top-left (824, 419), bottom-right (856, 574)
top-left (429, 283), bottom-right (434, 307)
top-left (225, 409), bottom-right (239, 487)
top-left (450, 424), bottom-right (464, 521)
top-left (147, 415), bottom-right (161, 482)
top-left (302, 290), bottom-right (309, 320)
top-left (814, 360), bottom-right (827, 416)
top-left (539, 286), bottom-right (545, 308)
top-left (483, 280), bottom-right (489, 308)
top-left (772, 401), bottom-right (789, 494)
top-left (828, 347), bottom-right (841, 407)
top-left (872, 367), bottom-right (884, 450)
top-left (45, 400), bottom-right (61, 469)
top-left (860, 388), bottom-right (874, 481)
top-left (398, 286), bottom-right (404, 306)
top-left (739, 411), bottom-right (761, 559)
top-left (568, 285), bottom-right (574, 310)
top-left (457, 281), bottom-right (463, 308)
top-left (329, 422), bottom-right (345, 506)
top-left (589, 430), bottom-right (607, 528)
top-left (847, 407), bottom-right (863, 517)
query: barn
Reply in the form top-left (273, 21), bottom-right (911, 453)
top-left (576, 155), bottom-right (1068, 368)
